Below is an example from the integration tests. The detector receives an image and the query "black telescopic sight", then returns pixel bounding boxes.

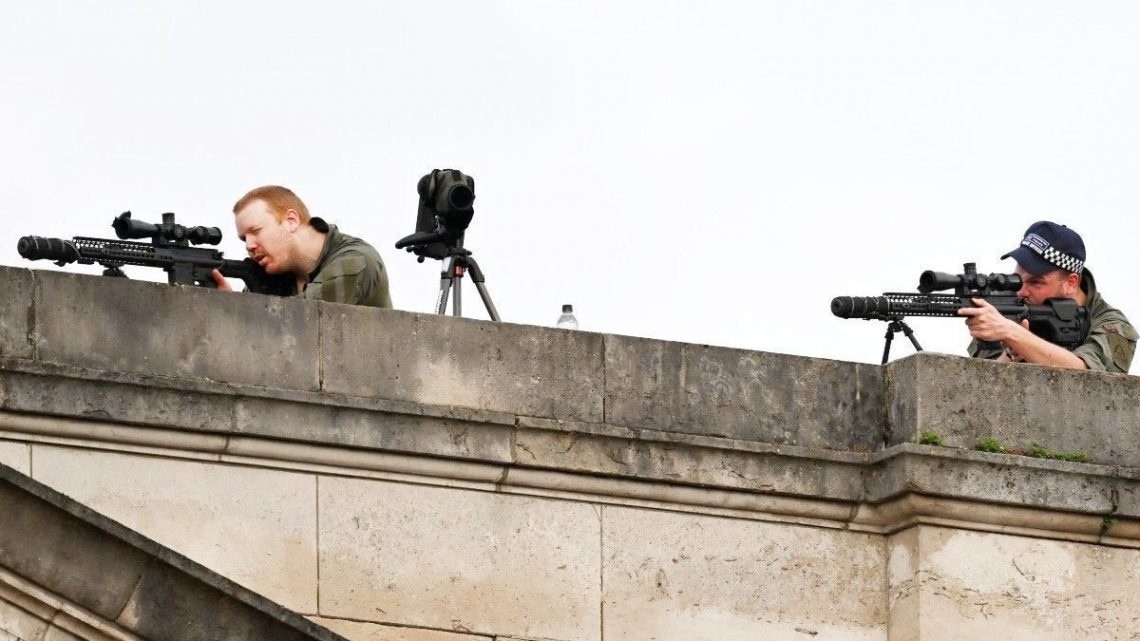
[917,271,962,294]
[113,211,157,240]
[185,225,223,245]
[112,211,221,246]
[918,263,1022,295]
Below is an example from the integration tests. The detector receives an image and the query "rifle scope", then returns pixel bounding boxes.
[917,263,1021,294]
[113,211,222,246]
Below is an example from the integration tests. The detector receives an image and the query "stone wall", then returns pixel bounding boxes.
[2,266,1140,641]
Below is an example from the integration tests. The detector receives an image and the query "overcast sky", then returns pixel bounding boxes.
[2,1,1137,366]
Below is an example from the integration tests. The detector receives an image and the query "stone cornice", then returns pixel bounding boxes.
[3,359,1137,547]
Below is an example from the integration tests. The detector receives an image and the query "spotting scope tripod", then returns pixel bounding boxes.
[434,238,500,321]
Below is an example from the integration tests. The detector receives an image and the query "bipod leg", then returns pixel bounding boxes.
[881,324,896,365]
[881,318,923,364]
[462,256,501,321]
[900,320,923,353]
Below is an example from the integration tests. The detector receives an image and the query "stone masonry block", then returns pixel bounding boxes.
[0,369,235,432]
[0,443,30,475]
[0,267,34,359]
[865,450,1126,516]
[903,526,1140,641]
[0,477,150,621]
[31,270,320,390]
[886,528,920,641]
[888,352,1140,466]
[514,426,865,500]
[318,477,601,641]
[118,561,331,641]
[41,625,85,641]
[234,397,513,462]
[32,446,319,613]
[602,506,887,641]
[320,306,604,422]
[0,597,50,641]
[604,334,883,450]
[307,617,492,641]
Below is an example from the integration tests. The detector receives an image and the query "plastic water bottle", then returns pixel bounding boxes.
[556,304,579,330]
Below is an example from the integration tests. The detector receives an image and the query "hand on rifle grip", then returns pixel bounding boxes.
[210,269,233,292]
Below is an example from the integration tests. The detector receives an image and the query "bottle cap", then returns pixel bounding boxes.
[562,304,573,313]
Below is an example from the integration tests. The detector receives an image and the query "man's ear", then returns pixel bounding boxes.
[283,209,302,233]
[1063,271,1081,295]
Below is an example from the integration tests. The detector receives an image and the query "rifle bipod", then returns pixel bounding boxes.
[881,316,923,364]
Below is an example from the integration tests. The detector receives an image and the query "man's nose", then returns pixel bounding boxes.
[245,237,257,252]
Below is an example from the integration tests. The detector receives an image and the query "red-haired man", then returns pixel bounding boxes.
[211,185,392,308]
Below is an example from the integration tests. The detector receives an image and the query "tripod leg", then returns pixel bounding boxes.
[882,323,896,365]
[436,256,457,314]
[461,255,501,321]
[472,281,501,321]
[452,267,462,317]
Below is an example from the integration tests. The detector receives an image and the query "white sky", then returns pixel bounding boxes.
[2,1,1138,366]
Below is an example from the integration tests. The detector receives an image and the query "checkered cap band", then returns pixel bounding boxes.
[1041,246,1083,273]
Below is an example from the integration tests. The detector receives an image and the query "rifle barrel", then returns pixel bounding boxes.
[17,236,81,263]
[831,293,1023,320]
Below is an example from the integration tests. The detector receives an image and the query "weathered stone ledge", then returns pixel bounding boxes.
[4,404,1137,546]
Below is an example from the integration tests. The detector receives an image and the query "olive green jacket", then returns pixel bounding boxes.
[299,218,393,308]
[969,269,1136,373]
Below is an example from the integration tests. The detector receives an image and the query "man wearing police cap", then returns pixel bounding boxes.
[960,221,1136,372]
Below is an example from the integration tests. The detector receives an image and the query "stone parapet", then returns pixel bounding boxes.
[4,266,1139,465]
[885,353,1140,466]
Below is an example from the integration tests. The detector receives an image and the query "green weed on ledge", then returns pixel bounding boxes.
[974,437,1006,454]
[1027,443,1090,463]
[919,430,944,447]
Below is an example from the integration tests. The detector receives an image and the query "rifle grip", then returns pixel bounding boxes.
[978,340,1002,353]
